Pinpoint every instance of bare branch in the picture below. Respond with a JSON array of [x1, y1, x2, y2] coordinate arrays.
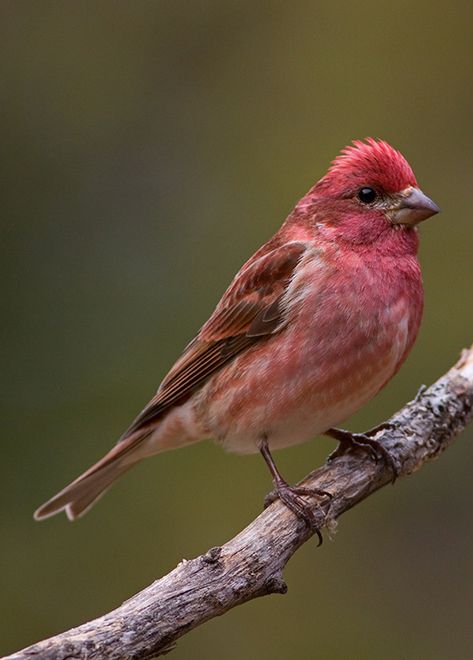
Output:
[[7, 346, 473, 660]]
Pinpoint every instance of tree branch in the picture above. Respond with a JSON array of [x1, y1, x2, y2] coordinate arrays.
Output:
[[8, 346, 473, 660]]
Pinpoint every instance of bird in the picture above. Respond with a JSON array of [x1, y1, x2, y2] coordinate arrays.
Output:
[[34, 138, 439, 539]]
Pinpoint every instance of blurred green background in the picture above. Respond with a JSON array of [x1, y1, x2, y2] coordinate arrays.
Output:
[[2, 2, 473, 658]]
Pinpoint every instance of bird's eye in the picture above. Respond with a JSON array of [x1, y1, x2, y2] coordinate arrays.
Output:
[[357, 187, 377, 204]]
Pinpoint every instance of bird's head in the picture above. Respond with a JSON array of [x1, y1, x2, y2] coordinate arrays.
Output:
[[302, 139, 439, 247]]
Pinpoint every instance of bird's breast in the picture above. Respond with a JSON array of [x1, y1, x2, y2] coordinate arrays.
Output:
[[199, 252, 423, 454]]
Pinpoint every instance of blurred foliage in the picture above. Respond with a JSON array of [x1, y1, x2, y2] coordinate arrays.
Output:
[[1, 1, 473, 658]]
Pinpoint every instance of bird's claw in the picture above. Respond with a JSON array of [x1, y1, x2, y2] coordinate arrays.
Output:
[[326, 427, 399, 483], [263, 483, 332, 546]]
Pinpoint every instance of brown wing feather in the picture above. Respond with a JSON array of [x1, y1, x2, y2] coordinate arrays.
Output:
[[34, 241, 308, 520], [122, 241, 307, 439]]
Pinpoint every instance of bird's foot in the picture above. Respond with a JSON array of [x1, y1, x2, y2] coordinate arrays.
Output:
[[325, 426, 399, 483], [264, 482, 331, 546], [259, 436, 331, 545]]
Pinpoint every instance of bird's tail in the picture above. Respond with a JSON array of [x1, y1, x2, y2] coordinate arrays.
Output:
[[34, 431, 148, 521]]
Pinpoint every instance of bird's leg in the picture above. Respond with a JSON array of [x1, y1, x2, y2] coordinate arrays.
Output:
[[325, 426, 398, 482], [260, 436, 331, 546]]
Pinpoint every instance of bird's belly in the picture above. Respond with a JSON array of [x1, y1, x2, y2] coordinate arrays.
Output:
[[215, 357, 394, 454], [201, 298, 412, 454]]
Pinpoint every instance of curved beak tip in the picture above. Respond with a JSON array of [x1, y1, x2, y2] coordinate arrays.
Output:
[[393, 188, 440, 226]]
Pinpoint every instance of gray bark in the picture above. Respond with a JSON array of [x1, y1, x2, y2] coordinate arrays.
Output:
[[7, 346, 473, 660]]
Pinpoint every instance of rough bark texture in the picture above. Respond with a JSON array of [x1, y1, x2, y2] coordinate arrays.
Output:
[[7, 346, 473, 660]]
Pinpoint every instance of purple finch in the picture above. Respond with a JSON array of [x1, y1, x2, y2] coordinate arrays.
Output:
[[35, 139, 439, 536]]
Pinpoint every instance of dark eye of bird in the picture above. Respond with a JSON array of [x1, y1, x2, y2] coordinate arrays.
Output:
[[357, 187, 377, 204]]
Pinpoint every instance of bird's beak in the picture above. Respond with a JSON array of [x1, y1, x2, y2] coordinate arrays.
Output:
[[391, 187, 440, 226]]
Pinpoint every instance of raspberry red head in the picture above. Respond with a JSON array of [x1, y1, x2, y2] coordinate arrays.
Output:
[[317, 138, 418, 196], [295, 138, 439, 235]]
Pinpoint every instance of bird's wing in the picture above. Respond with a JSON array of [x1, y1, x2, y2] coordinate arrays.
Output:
[[122, 240, 308, 438], [32, 240, 309, 520]]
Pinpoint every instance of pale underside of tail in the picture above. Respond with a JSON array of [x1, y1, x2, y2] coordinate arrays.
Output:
[[33, 431, 146, 521], [34, 401, 202, 521], [34, 459, 134, 521]]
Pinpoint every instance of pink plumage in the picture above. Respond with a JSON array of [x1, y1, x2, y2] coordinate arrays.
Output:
[[34, 139, 439, 524]]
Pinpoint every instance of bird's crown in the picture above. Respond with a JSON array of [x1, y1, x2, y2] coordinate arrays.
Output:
[[318, 138, 418, 194]]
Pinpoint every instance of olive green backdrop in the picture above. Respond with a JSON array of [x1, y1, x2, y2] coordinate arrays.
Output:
[[2, 2, 473, 658]]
